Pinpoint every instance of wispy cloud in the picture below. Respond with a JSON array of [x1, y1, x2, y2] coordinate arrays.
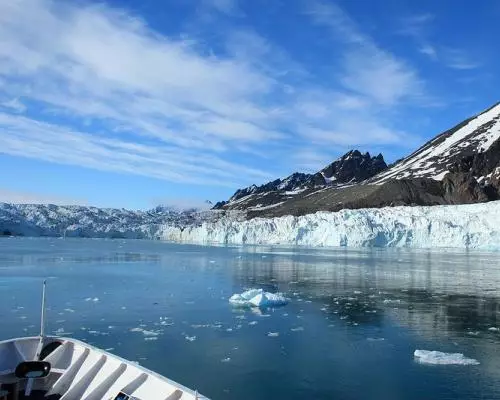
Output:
[[0, 98, 27, 113], [305, 0, 423, 106], [0, 112, 271, 187], [398, 13, 435, 38], [202, 0, 242, 16], [0, 0, 423, 192], [418, 44, 437, 60], [397, 13, 481, 71], [442, 48, 481, 70]]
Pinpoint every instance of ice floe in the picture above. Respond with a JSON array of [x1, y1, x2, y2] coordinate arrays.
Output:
[[414, 350, 480, 365], [84, 297, 99, 302], [229, 289, 288, 307]]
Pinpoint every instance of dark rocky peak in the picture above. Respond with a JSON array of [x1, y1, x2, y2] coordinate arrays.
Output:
[[228, 174, 315, 204], [218, 149, 388, 209], [321, 150, 387, 183]]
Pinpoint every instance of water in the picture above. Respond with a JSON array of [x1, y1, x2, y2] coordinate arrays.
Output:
[[1, 238, 500, 399]]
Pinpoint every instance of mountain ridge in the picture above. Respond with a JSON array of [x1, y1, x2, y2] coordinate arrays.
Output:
[[215, 101, 500, 217]]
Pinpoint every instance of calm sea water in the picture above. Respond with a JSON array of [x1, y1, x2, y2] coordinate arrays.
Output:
[[1, 237, 500, 399]]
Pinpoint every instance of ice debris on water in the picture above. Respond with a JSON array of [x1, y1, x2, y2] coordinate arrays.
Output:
[[229, 289, 288, 307], [185, 336, 197, 342], [267, 332, 279, 337], [414, 350, 480, 365], [84, 297, 99, 302], [130, 327, 161, 337]]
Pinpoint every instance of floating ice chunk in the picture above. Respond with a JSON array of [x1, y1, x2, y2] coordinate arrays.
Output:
[[130, 327, 161, 337], [488, 327, 499, 332], [291, 327, 304, 332], [142, 330, 160, 336], [221, 358, 231, 363], [414, 350, 479, 365], [229, 289, 288, 307], [267, 332, 279, 337], [185, 335, 196, 342], [144, 337, 158, 341], [64, 308, 75, 313], [84, 297, 99, 302], [248, 321, 258, 326]]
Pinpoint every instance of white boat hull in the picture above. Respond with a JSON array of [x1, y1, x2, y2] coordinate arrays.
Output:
[[0, 336, 209, 400]]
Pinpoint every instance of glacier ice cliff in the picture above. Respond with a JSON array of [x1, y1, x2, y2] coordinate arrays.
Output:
[[2, 201, 500, 249], [160, 201, 500, 249]]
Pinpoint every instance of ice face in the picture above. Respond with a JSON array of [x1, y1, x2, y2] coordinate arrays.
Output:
[[414, 350, 480, 365], [161, 201, 500, 249], [229, 289, 288, 307]]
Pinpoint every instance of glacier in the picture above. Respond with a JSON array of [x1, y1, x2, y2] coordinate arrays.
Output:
[[2, 201, 500, 249], [160, 201, 500, 249]]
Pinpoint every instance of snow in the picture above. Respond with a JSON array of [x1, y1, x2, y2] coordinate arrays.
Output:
[[414, 350, 480, 365], [284, 188, 307, 195], [0, 202, 221, 238], [248, 202, 285, 211], [161, 201, 500, 249], [229, 289, 288, 307], [374, 104, 500, 182]]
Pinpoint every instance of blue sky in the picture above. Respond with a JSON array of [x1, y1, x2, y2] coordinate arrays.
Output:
[[0, 0, 498, 209]]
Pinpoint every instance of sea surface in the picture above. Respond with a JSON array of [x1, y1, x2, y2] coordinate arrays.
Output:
[[1, 237, 500, 399]]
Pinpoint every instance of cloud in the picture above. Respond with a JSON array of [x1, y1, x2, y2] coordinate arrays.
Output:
[[305, 0, 423, 106], [202, 0, 241, 16], [292, 149, 333, 172], [442, 48, 481, 70], [0, 112, 271, 187], [418, 44, 437, 60], [0, 98, 27, 113], [0, 0, 423, 194], [398, 13, 435, 38], [0, 188, 86, 205]]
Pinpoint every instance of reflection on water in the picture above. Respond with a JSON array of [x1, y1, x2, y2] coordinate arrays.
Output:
[[1, 238, 500, 399]]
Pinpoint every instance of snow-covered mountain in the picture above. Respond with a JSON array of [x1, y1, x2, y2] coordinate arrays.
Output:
[[0, 203, 227, 238], [372, 102, 500, 183], [214, 150, 387, 211], [215, 101, 500, 217]]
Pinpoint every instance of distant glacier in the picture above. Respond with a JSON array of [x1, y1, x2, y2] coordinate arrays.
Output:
[[1, 201, 500, 249], [160, 201, 500, 249]]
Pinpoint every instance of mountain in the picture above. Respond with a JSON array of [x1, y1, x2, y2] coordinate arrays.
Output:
[[0, 203, 222, 238], [213, 150, 388, 210], [215, 101, 500, 218]]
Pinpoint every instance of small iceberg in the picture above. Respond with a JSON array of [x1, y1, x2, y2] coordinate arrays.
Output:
[[414, 350, 480, 365], [229, 289, 288, 307]]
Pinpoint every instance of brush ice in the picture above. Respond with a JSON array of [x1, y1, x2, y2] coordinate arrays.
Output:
[[229, 289, 288, 307], [414, 350, 480, 365]]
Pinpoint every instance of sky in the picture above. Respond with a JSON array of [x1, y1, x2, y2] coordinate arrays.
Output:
[[0, 0, 499, 210]]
